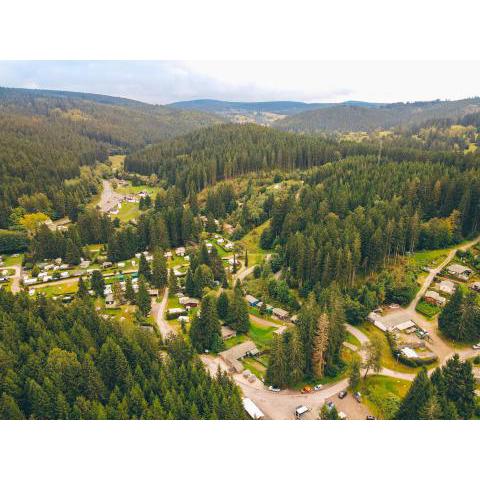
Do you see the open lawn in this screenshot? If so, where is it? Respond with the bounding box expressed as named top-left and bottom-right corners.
top-left (360, 375), bottom-right (411, 419)
top-left (2, 254), bottom-right (23, 267)
top-left (416, 300), bottom-right (441, 318)
top-left (238, 220), bottom-right (271, 264)
top-left (109, 155), bottom-right (125, 171)
top-left (33, 280), bottom-right (79, 297)
top-left (408, 248), bottom-right (450, 271)
top-left (242, 357), bottom-right (266, 379)
top-left (112, 202), bottom-right (139, 223)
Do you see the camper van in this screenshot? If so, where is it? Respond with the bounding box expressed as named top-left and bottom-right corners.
top-left (295, 405), bottom-right (310, 419)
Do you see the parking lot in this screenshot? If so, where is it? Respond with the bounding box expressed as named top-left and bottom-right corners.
top-left (324, 392), bottom-right (373, 420)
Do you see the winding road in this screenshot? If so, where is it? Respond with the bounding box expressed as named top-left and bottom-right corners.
top-left (151, 288), bottom-right (174, 339)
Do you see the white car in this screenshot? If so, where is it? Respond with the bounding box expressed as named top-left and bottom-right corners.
top-left (473, 343), bottom-right (480, 350)
top-left (313, 384), bottom-right (323, 391)
top-left (268, 386), bottom-right (281, 392)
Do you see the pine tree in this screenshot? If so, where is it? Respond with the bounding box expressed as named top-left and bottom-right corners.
top-left (442, 354), bottom-right (476, 419)
top-left (287, 329), bottom-right (305, 386)
top-left (136, 276), bottom-right (151, 316)
top-left (125, 276), bottom-right (136, 304)
top-left (312, 313), bottom-right (329, 379)
top-left (112, 281), bottom-right (124, 305)
top-left (151, 249), bottom-right (168, 291)
top-left (91, 270), bottom-right (105, 297)
top-left (189, 294), bottom-right (223, 353)
top-left (244, 249), bottom-right (249, 268)
top-left (193, 264), bottom-right (214, 298)
top-left (349, 357), bottom-right (361, 391)
top-left (217, 291), bottom-right (229, 320)
top-left (228, 281), bottom-right (250, 333)
top-left (396, 369), bottom-right (433, 420)
top-left (265, 334), bottom-right (288, 388)
top-left (185, 268), bottom-right (195, 297)
top-left (138, 253), bottom-right (151, 282)
top-left (168, 268), bottom-right (179, 295)
top-left (77, 276), bottom-right (89, 299)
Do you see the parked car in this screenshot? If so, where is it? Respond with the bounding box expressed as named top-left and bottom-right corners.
top-left (301, 386), bottom-right (312, 394)
top-left (268, 386), bottom-right (281, 392)
top-left (338, 390), bottom-right (347, 399)
top-left (314, 384), bottom-right (323, 391)
top-left (354, 392), bottom-right (362, 403)
top-left (325, 401), bottom-right (335, 411)
top-left (366, 415), bottom-right (376, 420)
top-left (473, 343), bottom-right (480, 350)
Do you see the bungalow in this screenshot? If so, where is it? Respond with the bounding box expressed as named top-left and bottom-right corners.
top-left (60, 271), bottom-right (70, 278)
top-left (424, 290), bottom-right (446, 306)
top-left (102, 261), bottom-right (113, 269)
top-left (245, 294), bottom-right (260, 307)
top-left (471, 282), bottom-right (480, 292)
top-left (219, 341), bottom-right (259, 373)
top-left (272, 307), bottom-right (290, 321)
top-left (148, 288), bottom-right (159, 296)
top-left (221, 325), bottom-right (236, 340)
top-left (24, 278), bottom-right (37, 285)
top-left (447, 263), bottom-right (472, 280)
top-left (179, 297), bottom-right (200, 308)
top-left (224, 242), bottom-right (235, 251)
top-left (368, 311), bottom-right (416, 332)
top-left (167, 308), bottom-right (187, 319)
top-left (79, 260), bottom-right (91, 269)
top-left (175, 247), bottom-right (186, 256)
top-left (178, 315), bottom-right (190, 323)
top-left (437, 279), bottom-right (455, 295)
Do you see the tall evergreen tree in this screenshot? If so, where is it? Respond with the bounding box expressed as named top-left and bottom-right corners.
top-left (151, 249), bottom-right (168, 291)
top-left (189, 294), bottom-right (223, 353)
top-left (91, 271), bottom-right (105, 298)
top-left (136, 276), bottom-right (151, 316)
top-left (396, 369), bottom-right (433, 420)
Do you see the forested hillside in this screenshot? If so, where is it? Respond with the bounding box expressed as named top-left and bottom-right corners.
top-left (274, 98), bottom-right (480, 132)
top-left (0, 87), bottom-right (222, 228)
top-left (0, 291), bottom-right (245, 419)
top-left (124, 124), bottom-right (340, 194)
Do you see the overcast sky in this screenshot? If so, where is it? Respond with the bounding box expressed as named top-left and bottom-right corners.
top-left (1, 61), bottom-right (479, 105)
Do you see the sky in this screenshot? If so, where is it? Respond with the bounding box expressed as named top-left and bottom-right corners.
top-left (0, 61), bottom-right (479, 105)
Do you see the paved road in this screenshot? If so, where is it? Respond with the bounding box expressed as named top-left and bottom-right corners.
top-left (151, 289), bottom-right (173, 339)
top-left (408, 234), bottom-right (480, 313)
top-left (97, 179), bottom-right (123, 213)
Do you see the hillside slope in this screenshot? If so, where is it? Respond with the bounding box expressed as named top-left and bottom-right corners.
top-left (273, 98), bottom-right (480, 132)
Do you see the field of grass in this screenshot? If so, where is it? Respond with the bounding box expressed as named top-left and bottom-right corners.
top-left (345, 331), bottom-right (361, 348)
top-left (242, 357), bottom-right (266, 379)
top-left (360, 375), bottom-right (411, 419)
top-left (109, 155), bottom-right (125, 171)
top-left (2, 254), bottom-right (23, 267)
top-left (33, 279), bottom-right (79, 297)
top-left (238, 220), bottom-right (271, 264)
top-left (112, 202), bottom-right (140, 223)
top-left (416, 300), bottom-right (441, 318)
top-left (408, 248), bottom-right (450, 270)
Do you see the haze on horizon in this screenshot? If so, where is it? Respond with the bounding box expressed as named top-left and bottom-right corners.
top-left (1, 60), bottom-right (479, 106)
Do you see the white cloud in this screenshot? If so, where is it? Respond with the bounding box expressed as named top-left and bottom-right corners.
top-left (0, 60), bottom-right (479, 105)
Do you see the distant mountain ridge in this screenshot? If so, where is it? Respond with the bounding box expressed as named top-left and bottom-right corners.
top-left (273, 98), bottom-right (480, 132)
top-left (168, 98), bottom-right (384, 116)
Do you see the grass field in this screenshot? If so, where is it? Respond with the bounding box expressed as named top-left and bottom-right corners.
top-left (109, 155), bottom-right (125, 171)
top-left (416, 300), bottom-right (441, 318)
top-left (408, 248), bottom-right (450, 270)
top-left (345, 331), bottom-right (361, 348)
top-left (238, 220), bottom-right (271, 264)
top-left (33, 279), bottom-right (79, 297)
top-left (361, 375), bottom-right (411, 419)
top-left (112, 202), bottom-right (140, 223)
top-left (2, 254), bottom-right (23, 267)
